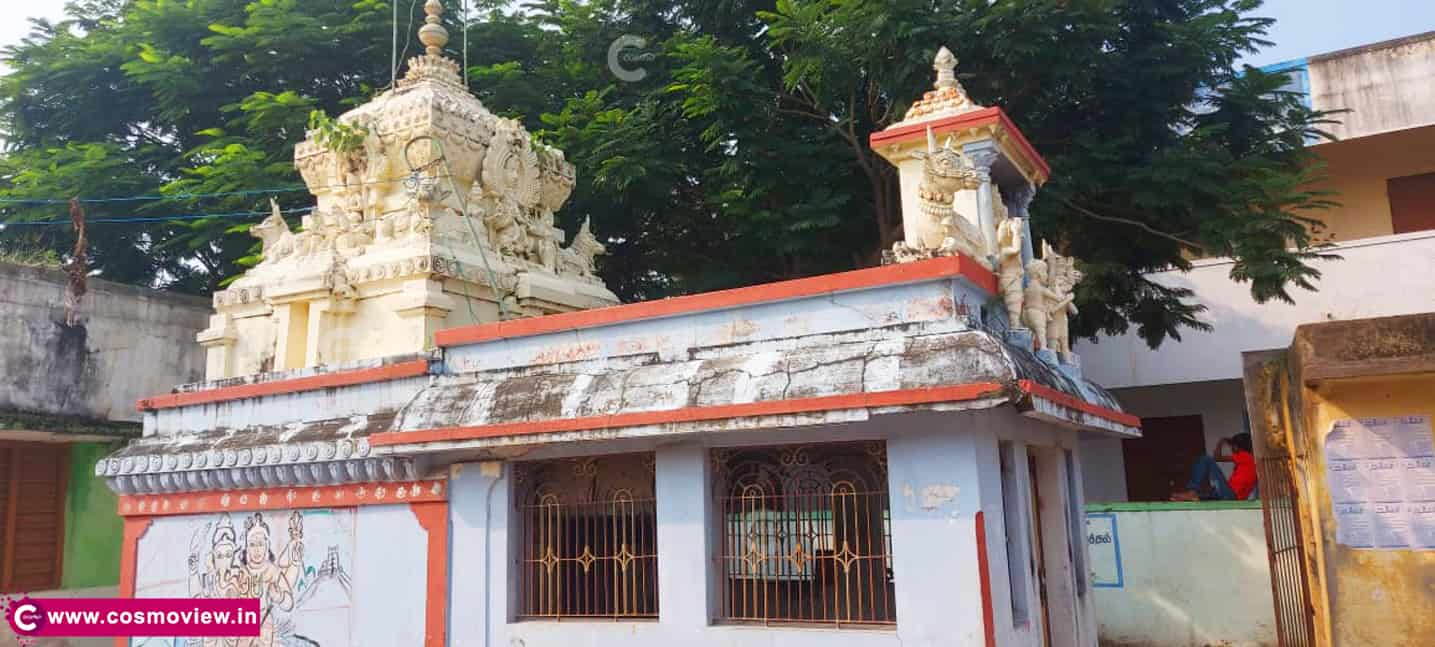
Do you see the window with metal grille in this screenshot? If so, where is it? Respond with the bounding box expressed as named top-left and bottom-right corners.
top-left (514, 453), bottom-right (658, 620)
top-left (713, 442), bottom-right (895, 627)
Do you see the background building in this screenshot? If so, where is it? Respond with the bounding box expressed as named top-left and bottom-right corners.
top-left (0, 261), bottom-right (207, 595)
top-left (1078, 30), bottom-right (1435, 503)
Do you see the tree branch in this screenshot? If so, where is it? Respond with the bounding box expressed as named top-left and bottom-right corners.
top-left (1061, 199), bottom-right (1208, 253)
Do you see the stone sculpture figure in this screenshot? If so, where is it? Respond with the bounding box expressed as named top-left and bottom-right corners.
top-left (1043, 242), bottom-right (1084, 362)
top-left (559, 217), bottom-right (606, 278)
top-left (528, 208), bottom-right (563, 271)
top-left (483, 200), bottom-right (528, 257)
top-left (1021, 259), bottom-right (1070, 353)
top-left (996, 212), bottom-right (1025, 328)
top-left (890, 126), bottom-right (985, 262)
top-left (253, 200), bottom-right (299, 262)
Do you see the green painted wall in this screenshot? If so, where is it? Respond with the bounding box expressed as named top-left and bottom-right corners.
top-left (61, 442), bottom-right (123, 589)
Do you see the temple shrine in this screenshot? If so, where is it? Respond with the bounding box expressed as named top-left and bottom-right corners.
top-left (103, 4), bottom-right (1138, 646)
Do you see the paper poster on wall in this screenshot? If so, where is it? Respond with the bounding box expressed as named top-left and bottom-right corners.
top-left (1325, 415), bottom-right (1435, 550)
top-left (1085, 513), bottom-right (1123, 588)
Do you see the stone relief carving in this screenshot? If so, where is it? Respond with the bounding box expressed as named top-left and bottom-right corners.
top-left (221, 10), bottom-right (610, 306)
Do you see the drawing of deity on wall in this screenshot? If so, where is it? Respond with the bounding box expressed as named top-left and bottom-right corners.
top-left (132, 508), bottom-right (356, 647)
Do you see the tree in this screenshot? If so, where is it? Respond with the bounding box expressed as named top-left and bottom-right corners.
top-left (0, 0), bottom-right (1334, 347)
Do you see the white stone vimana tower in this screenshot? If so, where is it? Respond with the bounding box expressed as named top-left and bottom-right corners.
top-left (198, 0), bottom-right (619, 379)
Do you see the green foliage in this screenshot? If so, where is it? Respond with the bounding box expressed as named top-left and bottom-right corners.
top-left (307, 110), bottom-right (370, 153)
top-left (0, 0), bottom-right (1337, 347)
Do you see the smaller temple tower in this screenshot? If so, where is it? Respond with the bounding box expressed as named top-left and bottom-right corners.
top-left (872, 47), bottom-right (1085, 373)
top-left (197, 0), bottom-right (619, 379)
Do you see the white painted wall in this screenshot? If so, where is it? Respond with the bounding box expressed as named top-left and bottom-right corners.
top-left (1076, 231), bottom-right (1435, 390)
top-left (448, 409), bottom-right (1096, 647)
top-left (1085, 505), bottom-right (1276, 647)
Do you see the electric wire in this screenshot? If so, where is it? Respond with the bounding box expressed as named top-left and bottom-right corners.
top-left (0, 207), bottom-right (314, 227)
top-left (402, 135), bottom-right (508, 321)
top-left (0, 174), bottom-right (446, 206)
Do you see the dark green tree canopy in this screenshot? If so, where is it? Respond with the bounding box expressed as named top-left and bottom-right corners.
top-left (0, 0), bottom-right (1334, 347)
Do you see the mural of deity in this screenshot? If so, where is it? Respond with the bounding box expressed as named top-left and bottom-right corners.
top-left (135, 509), bottom-right (354, 647)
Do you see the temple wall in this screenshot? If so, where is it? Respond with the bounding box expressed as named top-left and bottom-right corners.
top-left (131, 504), bottom-right (428, 646)
top-left (446, 409), bottom-right (1093, 647)
top-left (442, 276), bottom-right (988, 375)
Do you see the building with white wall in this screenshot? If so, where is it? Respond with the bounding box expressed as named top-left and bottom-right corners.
top-left (1078, 30), bottom-right (1435, 503)
top-left (82, 6), bottom-right (1138, 647)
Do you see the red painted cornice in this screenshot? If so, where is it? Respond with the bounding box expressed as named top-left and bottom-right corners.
top-left (435, 254), bottom-right (995, 348)
top-left (868, 107), bottom-right (1052, 182)
top-left (136, 359), bottom-right (431, 412)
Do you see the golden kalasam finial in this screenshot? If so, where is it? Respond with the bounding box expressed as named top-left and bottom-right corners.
top-left (933, 46), bottom-right (959, 90)
top-left (419, 0), bottom-right (449, 57)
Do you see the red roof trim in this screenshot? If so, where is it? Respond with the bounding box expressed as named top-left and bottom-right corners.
top-left (868, 107), bottom-right (1052, 181)
top-left (116, 480), bottom-right (448, 517)
top-left (1018, 380), bottom-right (1141, 428)
top-left (136, 359), bottom-right (431, 412)
top-left (434, 255), bottom-right (996, 347)
top-left (371, 382), bottom-right (1009, 448)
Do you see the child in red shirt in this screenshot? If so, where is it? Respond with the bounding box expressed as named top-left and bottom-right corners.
top-left (1172, 433), bottom-right (1258, 501)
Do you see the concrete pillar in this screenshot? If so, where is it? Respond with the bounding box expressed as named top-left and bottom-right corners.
top-left (448, 461), bottom-right (510, 647)
top-left (886, 419), bottom-right (989, 647)
top-left (966, 143), bottom-right (1002, 264)
top-left (654, 443), bottom-right (713, 634)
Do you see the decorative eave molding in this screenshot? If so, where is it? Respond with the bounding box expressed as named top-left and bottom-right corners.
top-left (871, 107), bottom-right (1051, 185)
top-left (101, 449), bottom-right (425, 496)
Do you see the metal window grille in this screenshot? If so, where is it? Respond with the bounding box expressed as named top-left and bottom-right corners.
top-left (515, 453), bottom-right (658, 620)
top-left (713, 442), bottom-right (896, 627)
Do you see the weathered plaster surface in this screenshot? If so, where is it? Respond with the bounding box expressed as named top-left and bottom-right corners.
top-left (0, 262), bottom-right (208, 424)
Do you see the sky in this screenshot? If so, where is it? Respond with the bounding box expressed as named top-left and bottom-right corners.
top-left (0, 0), bottom-right (1433, 67)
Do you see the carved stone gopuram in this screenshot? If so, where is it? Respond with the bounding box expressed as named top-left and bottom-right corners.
top-left (199, 0), bottom-right (619, 379)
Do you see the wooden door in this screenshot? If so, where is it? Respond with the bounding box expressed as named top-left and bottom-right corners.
top-left (0, 442), bottom-right (70, 592)
top-left (1121, 415), bottom-right (1206, 501)
top-left (1389, 172), bottom-right (1435, 235)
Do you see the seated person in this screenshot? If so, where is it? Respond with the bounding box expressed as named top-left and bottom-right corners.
top-left (1171, 433), bottom-right (1258, 501)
